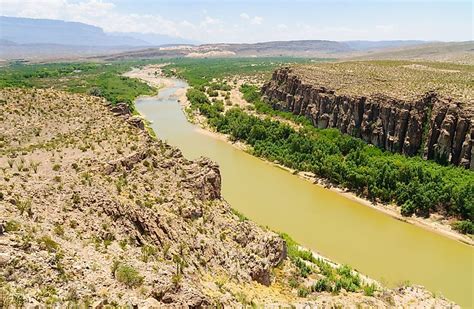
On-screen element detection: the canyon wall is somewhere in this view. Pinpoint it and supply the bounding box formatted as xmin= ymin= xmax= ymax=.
xmin=262 ymin=67 xmax=473 ymax=169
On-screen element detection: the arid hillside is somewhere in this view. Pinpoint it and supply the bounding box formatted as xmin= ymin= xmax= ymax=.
xmin=262 ymin=61 xmax=473 ymax=168
xmin=0 ymin=88 xmax=457 ymax=307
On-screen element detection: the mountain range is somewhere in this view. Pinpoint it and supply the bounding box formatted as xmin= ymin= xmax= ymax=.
xmin=1 ymin=16 xmax=470 ymax=63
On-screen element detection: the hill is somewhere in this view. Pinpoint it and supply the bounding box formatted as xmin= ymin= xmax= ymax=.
xmin=350 ymin=41 xmax=474 ymax=64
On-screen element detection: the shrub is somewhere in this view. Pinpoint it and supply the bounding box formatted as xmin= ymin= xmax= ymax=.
xmin=38 ymin=236 xmax=60 ymax=252
xmin=312 ymin=278 xmax=332 ymax=292
xmin=53 ymin=224 xmax=64 ymax=236
xmin=363 ymin=283 xmax=377 ymax=296
xmin=452 ymin=220 xmax=473 ymax=234
xmin=5 ymin=220 xmax=21 ymax=232
xmin=141 ymin=245 xmax=157 ymax=263
xmin=88 ymin=87 xmax=102 ymax=97
xmin=114 ymin=264 xmax=144 ymax=288
xmin=297 ymin=287 xmax=310 ymax=297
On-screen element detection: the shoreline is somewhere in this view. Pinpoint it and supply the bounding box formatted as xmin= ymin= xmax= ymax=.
xmin=128 ymin=66 xmax=473 ymax=247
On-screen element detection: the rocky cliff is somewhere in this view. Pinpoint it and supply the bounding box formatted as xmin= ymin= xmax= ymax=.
xmin=262 ymin=65 xmax=473 ymax=169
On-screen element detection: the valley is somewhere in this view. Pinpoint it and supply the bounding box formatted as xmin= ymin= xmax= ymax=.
xmin=1 ymin=3 xmax=472 ymax=308
xmin=0 ymin=58 xmax=472 ymax=307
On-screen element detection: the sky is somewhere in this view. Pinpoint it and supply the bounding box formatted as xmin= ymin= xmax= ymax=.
xmin=0 ymin=0 xmax=472 ymax=43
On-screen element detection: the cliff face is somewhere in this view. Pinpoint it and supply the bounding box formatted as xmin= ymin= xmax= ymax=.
xmin=262 ymin=67 xmax=473 ymax=169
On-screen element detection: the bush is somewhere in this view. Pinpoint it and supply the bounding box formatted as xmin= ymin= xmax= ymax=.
xmin=297 ymin=287 xmax=310 ymax=297
xmin=363 ymin=283 xmax=377 ymax=296
xmin=452 ymin=220 xmax=473 ymax=234
xmin=114 ymin=264 xmax=144 ymax=288
xmin=38 ymin=236 xmax=60 ymax=252
xmin=5 ymin=220 xmax=21 ymax=232
xmin=88 ymin=87 xmax=102 ymax=97
xmin=312 ymin=278 xmax=332 ymax=292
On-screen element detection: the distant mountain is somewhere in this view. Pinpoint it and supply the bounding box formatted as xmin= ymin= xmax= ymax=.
xmin=0 ymin=16 xmax=198 ymax=48
xmin=344 ymin=40 xmax=428 ymax=51
xmin=0 ymin=16 xmax=150 ymax=47
xmin=111 ymin=32 xmax=199 ymax=46
xmin=350 ymin=41 xmax=474 ymax=64
xmin=221 ymin=40 xmax=352 ymax=55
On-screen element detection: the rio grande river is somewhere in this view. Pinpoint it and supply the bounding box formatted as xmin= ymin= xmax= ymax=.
xmin=136 ymin=80 xmax=473 ymax=308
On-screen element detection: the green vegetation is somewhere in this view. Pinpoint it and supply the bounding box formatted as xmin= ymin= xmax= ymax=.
xmin=112 ymin=262 xmax=144 ymax=288
xmin=163 ymin=57 xmax=316 ymax=88
xmin=281 ymin=233 xmax=367 ymax=294
xmin=38 ymin=236 xmax=60 ymax=252
xmin=0 ymin=61 xmax=156 ymax=106
xmin=186 ymin=85 xmax=474 ymax=230
xmin=452 ymin=220 xmax=474 ymax=234
xmin=5 ymin=220 xmax=21 ymax=232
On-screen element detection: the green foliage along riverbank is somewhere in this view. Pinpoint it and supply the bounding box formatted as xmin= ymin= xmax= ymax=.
xmin=187 ymin=85 xmax=474 ymax=234
xmin=0 ymin=61 xmax=155 ymax=106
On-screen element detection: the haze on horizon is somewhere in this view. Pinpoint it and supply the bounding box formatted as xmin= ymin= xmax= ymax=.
xmin=0 ymin=0 xmax=472 ymax=44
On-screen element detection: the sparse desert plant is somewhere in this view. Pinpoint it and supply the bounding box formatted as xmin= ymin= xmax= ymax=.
xmin=81 ymin=172 xmax=92 ymax=186
xmin=114 ymin=264 xmax=144 ymax=288
xmin=163 ymin=243 xmax=171 ymax=259
xmin=5 ymin=220 xmax=21 ymax=232
xmin=363 ymin=283 xmax=377 ymax=296
xmin=53 ymin=223 xmax=65 ymax=237
xmin=52 ymin=164 xmax=61 ymax=171
xmin=38 ymin=235 xmax=60 ymax=252
xmin=119 ymin=239 xmax=127 ymax=250
xmin=30 ymin=161 xmax=40 ymax=173
xmin=312 ymin=278 xmax=332 ymax=292
xmin=297 ymin=287 xmax=310 ymax=298
xmin=71 ymin=193 xmax=81 ymax=206
xmin=16 ymin=161 xmax=24 ymax=172
xmin=141 ymin=244 xmax=157 ymax=263
xmin=69 ymin=220 xmax=79 ymax=229
xmin=71 ymin=162 xmax=79 ymax=172
xmin=171 ymin=273 xmax=182 ymax=287
xmin=17 ymin=199 xmax=33 ymax=217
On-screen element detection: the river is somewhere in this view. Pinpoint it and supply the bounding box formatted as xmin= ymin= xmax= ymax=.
xmin=136 ymin=79 xmax=473 ymax=308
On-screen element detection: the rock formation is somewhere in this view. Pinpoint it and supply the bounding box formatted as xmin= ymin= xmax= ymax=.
xmin=262 ymin=67 xmax=473 ymax=169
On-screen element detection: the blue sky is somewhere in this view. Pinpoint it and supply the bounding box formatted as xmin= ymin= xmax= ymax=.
xmin=1 ymin=0 xmax=472 ymax=42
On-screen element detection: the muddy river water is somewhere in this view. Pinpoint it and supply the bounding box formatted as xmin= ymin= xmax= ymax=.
xmin=136 ymin=80 xmax=473 ymax=308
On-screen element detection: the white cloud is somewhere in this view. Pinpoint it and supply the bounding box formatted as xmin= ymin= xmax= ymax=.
xmin=0 ymin=0 xmax=226 ymax=41
xmin=239 ymin=13 xmax=250 ymax=20
xmin=240 ymin=12 xmax=263 ymax=25
xmin=250 ymin=16 xmax=263 ymax=25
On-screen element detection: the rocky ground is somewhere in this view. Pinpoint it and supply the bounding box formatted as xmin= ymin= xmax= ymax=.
xmin=0 ymin=88 xmax=458 ymax=307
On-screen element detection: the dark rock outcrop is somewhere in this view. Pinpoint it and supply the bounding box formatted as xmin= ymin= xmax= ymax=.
xmin=262 ymin=67 xmax=473 ymax=169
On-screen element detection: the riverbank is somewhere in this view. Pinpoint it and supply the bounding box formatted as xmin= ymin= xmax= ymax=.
xmin=128 ymin=66 xmax=473 ymax=246
xmin=177 ymin=80 xmax=473 ymax=247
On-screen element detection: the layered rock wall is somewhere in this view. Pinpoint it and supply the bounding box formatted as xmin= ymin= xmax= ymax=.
xmin=262 ymin=68 xmax=473 ymax=169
